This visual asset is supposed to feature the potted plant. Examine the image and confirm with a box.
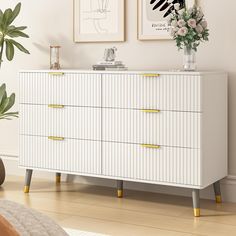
[169,4,209,71]
[0,2,30,185]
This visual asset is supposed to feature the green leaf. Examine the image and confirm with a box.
[2,93,15,113]
[8,3,21,26]
[6,30,29,38]
[0,84,6,104]
[0,97,9,114]
[12,26,27,31]
[9,39,30,54]
[0,91,7,106]
[2,9,13,29]
[5,40,14,61]
[0,10,3,28]
[0,111,18,120]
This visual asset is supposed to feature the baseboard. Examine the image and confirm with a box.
[2,156,236,203]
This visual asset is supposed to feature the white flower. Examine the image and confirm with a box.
[197,8,204,18]
[174,3,180,10]
[178,9,185,15]
[166,15,172,23]
[195,24,203,33]
[198,34,202,38]
[171,20,178,27]
[177,27,188,36]
[177,19,186,27]
[188,8,193,15]
[171,27,179,37]
[171,29,176,37]
[201,20,208,29]
[173,27,179,32]
[188,18,197,28]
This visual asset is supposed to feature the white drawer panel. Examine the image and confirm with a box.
[19,72,101,107]
[103,109,200,148]
[20,104,101,140]
[20,136,101,175]
[102,73,201,111]
[103,142,200,186]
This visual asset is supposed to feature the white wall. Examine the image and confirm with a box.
[0,0,235,197]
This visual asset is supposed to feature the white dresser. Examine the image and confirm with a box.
[19,70,228,217]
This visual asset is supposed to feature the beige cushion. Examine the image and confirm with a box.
[0,200,68,236]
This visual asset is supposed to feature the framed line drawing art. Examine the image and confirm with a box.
[74,0,125,42]
[138,0,186,40]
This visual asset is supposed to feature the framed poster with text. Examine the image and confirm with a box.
[138,0,186,40]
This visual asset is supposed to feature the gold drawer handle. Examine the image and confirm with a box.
[141,144,161,149]
[142,74,160,77]
[48,104,65,109]
[48,72,64,76]
[141,109,160,113]
[48,136,65,141]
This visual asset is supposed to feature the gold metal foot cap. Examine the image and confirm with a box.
[24,186,30,193]
[117,190,123,198]
[56,176,61,184]
[194,208,200,217]
[216,195,222,204]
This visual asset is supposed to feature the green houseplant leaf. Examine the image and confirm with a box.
[0,2,29,120]
[9,39,29,54]
[7,3,21,26]
[5,39,14,61]
[0,84,18,120]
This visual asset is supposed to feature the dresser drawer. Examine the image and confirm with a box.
[103,108,200,148]
[102,73,201,112]
[20,135,101,175]
[19,72,101,107]
[102,142,200,186]
[20,104,101,141]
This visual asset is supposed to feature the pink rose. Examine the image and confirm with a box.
[177,27,188,36]
[196,24,203,33]
[177,19,186,27]
[188,19,197,28]
[201,20,208,29]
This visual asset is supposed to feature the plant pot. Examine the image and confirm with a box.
[183,47,196,71]
[0,158,5,185]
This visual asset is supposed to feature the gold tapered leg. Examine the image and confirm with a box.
[56,175,61,184]
[117,189,123,198]
[215,195,222,204]
[24,186,30,193]
[194,208,200,217]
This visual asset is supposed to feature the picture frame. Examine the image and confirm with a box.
[138,0,196,41]
[74,0,125,43]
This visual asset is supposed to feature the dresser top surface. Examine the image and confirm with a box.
[19,70,226,76]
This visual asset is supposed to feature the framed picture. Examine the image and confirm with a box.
[138,0,195,40]
[74,0,125,42]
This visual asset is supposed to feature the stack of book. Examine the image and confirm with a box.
[92,61,128,71]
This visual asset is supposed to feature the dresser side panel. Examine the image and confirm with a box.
[201,73,228,187]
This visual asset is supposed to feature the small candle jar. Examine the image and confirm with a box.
[50,46,61,70]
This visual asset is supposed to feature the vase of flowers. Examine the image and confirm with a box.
[169,5,209,71]
[0,3,30,185]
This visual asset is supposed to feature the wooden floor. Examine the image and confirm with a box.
[1,176,236,236]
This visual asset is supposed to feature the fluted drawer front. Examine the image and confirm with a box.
[103,142,200,186]
[19,72,101,107]
[20,135,101,174]
[20,104,101,140]
[102,74,201,111]
[103,108,200,148]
